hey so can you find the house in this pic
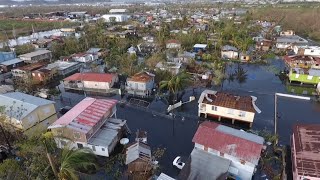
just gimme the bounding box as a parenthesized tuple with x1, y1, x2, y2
(198, 90, 260, 127)
(193, 44, 207, 53)
(72, 53, 96, 63)
(43, 61, 81, 76)
(62, 73, 118, 93)
(60, 28, 76, 37)
(18, 50, 52, 63)
(32, 68, 57, 84)
(179, 121, 264, 180)
(276, 35, 308, 50)
(126, 72, 155, 97)
(255, 39, 272, 52)
(284, 55, 320, 85)
(86, 48, 106, 58)
(48, 97, 128, 157)
(11, 62, 46, 79)
(0, 58, 24, 73)
(0, 92, 57, 132)
(291, 124, 320, 180)
(67, 11, 87, 19)
(101, 14, 128, 22)
(221, 45, 239, 60)
(240, 53, 251, 62)
(293, 45, 320, 57)
(280, 30, 295, 36)
(156, 62, 182, 75)
(166, 40, 181, 49)
(125, 142, 153, 178)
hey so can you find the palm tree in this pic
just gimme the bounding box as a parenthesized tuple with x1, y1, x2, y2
(58, 148, 98, 180)
(160, 72, 191, 104)
(42, 132, 97, 180)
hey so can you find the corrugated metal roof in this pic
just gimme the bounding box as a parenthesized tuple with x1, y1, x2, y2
(19, 50, 51, 58)
(292, 124, 320, 178)
(0, 58, 23, 66)
(192, 121, 264, 165)
(179, 148, 231, 180)
(0, 92, 55, 119)
(126, 142, 151, 165)
(157, 173, 175, 180)
(49, 97, 117, 134)
(63, 73, 115, 83)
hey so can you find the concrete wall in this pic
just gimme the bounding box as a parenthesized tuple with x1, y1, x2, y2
(198, 103, 255, 123)
(21, 104, 57, 130)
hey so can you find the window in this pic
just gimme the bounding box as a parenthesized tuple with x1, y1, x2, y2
(92, 145, 96, 151)
(239, 111, 246, 117)
(227, 109, 234, 115)
(77, 143, 83, 149)
(212, 106, 217, 111)
(74, 132, 81, 139)
(101, 148, 105, 151)
(311, 50, 314, 53)
(307, 75, 313, 80)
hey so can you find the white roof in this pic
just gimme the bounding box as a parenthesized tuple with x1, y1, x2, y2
(109, 9, 127, 13)
(193, 44, 207, 48)
(45, 61, 79, 71)
(157, 173, 175, 180)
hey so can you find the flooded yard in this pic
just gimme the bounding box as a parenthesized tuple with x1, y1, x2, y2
(54, 58, 320, 178)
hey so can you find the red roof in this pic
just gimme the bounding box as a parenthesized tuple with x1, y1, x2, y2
(192, 121, 264, 164)
(49, 97, 117, 134)
(64, 73, 115, 83)
(166, 39, 181, 44)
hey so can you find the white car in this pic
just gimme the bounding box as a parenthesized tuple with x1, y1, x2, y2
(173, 156, 185, 170)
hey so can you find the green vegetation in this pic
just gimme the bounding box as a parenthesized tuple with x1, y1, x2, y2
(252, 6, 320, 41)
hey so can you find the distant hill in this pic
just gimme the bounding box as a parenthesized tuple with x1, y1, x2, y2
(0, 0, 112, 6)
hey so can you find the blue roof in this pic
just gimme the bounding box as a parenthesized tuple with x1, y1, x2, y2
(0, 51, 16, 63)
(0, 58, 23, 66)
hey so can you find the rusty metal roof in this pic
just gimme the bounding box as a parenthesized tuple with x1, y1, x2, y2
(292, 124, 320, 178)
(192, 121, 264, 165)
(202, 91, 255, 113)
(127, 72, 154, 83)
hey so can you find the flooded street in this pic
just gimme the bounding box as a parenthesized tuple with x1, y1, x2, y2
(55, 58, 320, 178)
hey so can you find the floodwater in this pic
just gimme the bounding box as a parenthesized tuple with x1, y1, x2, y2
(55, 57, 320, 179)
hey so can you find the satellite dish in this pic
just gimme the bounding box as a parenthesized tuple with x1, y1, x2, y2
(120, 138, 129, 145)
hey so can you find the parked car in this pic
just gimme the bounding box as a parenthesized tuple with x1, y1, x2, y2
(173, 156, 185, 170)
(59, 106, 72, 115)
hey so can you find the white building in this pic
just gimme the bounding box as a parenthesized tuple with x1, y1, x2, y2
(48, 97, 129, 157)
(62, 73, 118, 92)
(187, 121, 264, 180)
(109, 9, 128, 14)
(156, 62, 182, 75)
(101, 14, 128, 23)
(198, 90, 260, 127)
(72, 53, 97, 63)
(221, 45, 239, 59)
(293, 45, 320, 57)
(126, 72, 155, 97)
(276, 35, 308, 50)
